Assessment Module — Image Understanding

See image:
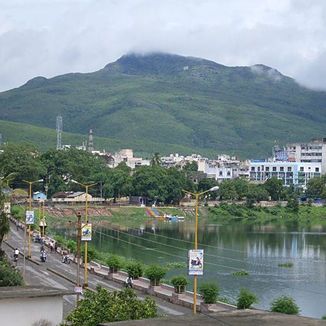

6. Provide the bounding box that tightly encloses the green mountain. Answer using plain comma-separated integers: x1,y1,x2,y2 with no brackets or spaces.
0,53,325,158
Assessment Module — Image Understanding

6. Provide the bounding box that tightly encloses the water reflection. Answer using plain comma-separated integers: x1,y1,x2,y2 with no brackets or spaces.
55,220,326,318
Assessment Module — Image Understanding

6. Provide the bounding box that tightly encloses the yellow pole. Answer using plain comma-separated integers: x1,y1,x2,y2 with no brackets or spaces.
193,193,199,314
84,185,89,288
28,182,32,258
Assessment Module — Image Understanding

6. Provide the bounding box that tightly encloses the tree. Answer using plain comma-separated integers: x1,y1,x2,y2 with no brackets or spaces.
264,177,283,201
150,152,161,166
234,178,249,200
198,178,219,194
219,180,237,200
40,148,106,196
306,175,326,199
183,161,198,173
63,287,157,326
0,143,46,189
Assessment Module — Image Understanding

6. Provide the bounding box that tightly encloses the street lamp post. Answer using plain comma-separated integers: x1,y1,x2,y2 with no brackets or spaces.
23,179,43,258
183,186,219,314
71,179,96,288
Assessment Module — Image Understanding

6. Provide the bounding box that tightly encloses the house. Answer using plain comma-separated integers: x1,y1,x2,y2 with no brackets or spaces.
52,191,93,203
33,191,47,201
0,286,74,326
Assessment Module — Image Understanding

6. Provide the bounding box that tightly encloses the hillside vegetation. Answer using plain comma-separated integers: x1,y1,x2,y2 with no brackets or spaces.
0,53,325,158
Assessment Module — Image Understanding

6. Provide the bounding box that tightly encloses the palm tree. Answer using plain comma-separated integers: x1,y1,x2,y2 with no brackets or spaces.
150,152,161,166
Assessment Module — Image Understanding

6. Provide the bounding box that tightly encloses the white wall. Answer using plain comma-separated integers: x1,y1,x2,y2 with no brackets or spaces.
0,296,63,326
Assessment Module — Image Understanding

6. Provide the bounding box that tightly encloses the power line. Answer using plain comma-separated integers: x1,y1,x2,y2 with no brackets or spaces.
123,226,326,263
93,229,326,297
97,226,282,271
93,229,241,271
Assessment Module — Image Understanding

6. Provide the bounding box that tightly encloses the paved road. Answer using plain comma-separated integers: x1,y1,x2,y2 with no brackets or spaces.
4,223,192,318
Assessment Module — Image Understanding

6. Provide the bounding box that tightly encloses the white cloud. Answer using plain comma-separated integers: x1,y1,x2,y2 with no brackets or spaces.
0,0,326,91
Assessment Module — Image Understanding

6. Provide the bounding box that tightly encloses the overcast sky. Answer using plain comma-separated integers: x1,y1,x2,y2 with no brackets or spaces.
1,0,326,91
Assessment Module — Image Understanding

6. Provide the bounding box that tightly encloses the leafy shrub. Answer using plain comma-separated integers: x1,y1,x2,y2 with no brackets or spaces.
63,287,157,326
145,265,167,286
66,240,76,254
270,296,300,315
278,262,293,268
171,275,188,287
322,315,326,320
232,270,249,276
171,275,188,293
199,282,219,304
126,261,143,279
81,246,97,262
106,255,124,272
237,288,258,309
0,260,23,286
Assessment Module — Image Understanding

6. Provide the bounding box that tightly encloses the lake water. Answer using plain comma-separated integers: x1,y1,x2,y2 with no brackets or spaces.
59,219,326,318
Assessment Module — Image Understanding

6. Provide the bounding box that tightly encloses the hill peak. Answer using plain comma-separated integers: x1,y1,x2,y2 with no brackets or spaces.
104,52,223,75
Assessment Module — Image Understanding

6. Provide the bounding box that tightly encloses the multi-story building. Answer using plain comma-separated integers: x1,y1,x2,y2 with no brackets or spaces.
285,138,326,174
249,161,321,188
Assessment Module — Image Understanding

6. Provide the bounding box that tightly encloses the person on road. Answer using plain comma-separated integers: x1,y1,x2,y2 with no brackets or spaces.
13,248,19,261
40,250,47,262
125,276,133,288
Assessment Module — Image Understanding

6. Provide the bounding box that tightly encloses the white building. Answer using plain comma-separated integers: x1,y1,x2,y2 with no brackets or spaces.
249,161,321,187
0,286,74,326
285,138,326,174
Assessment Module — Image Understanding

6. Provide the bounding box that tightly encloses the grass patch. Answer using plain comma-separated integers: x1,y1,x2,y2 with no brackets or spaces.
278,262,294,268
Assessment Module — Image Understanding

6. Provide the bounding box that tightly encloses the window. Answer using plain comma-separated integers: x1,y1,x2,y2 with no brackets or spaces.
251,167,255,171
219,171,222,176
287,167,292,172
280,167,284,172
300,167,304,171
227,171,231,176
272,167,276,172
265,167,269,172
315,167,319,172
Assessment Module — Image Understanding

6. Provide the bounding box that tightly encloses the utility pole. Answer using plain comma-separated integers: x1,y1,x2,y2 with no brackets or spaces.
76,211,82,304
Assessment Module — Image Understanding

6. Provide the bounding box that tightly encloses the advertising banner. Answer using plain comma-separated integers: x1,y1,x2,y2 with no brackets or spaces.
81,223,92,241
25,210,35,225
4,202,11,215
188,249,204,276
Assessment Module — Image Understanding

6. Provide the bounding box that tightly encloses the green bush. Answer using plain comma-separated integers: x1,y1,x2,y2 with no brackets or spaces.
81,246,97,262
232,270,249,276
237,288,258,309
278,262,293,268
199,282,219,304
63,287,157,326
270,296,300,315
145,265,167,286
0,260,23,287
171,275,188,293
106,255,124,273
322,315,326,320
66,240,76,254
126,261,143,279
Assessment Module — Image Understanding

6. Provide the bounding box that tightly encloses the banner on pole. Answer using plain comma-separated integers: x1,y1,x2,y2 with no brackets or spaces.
188,249,204,276
4,202,11,214
25,210,35,225
81,223,92,241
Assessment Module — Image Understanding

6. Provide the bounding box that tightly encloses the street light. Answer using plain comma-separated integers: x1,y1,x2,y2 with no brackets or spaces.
71,179,96,288
23,179,43,258
183,185,219,314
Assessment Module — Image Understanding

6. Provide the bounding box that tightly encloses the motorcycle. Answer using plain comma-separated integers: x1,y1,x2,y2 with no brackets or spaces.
40,251,47,262
62,255,70,264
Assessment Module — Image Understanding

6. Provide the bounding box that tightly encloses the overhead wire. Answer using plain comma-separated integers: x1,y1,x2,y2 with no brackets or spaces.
93,228,326,297
96,225,283,271
93,229,241,271
121,225,326,263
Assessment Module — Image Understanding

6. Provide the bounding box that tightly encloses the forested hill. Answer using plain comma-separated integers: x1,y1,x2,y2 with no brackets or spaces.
0,53,325,158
